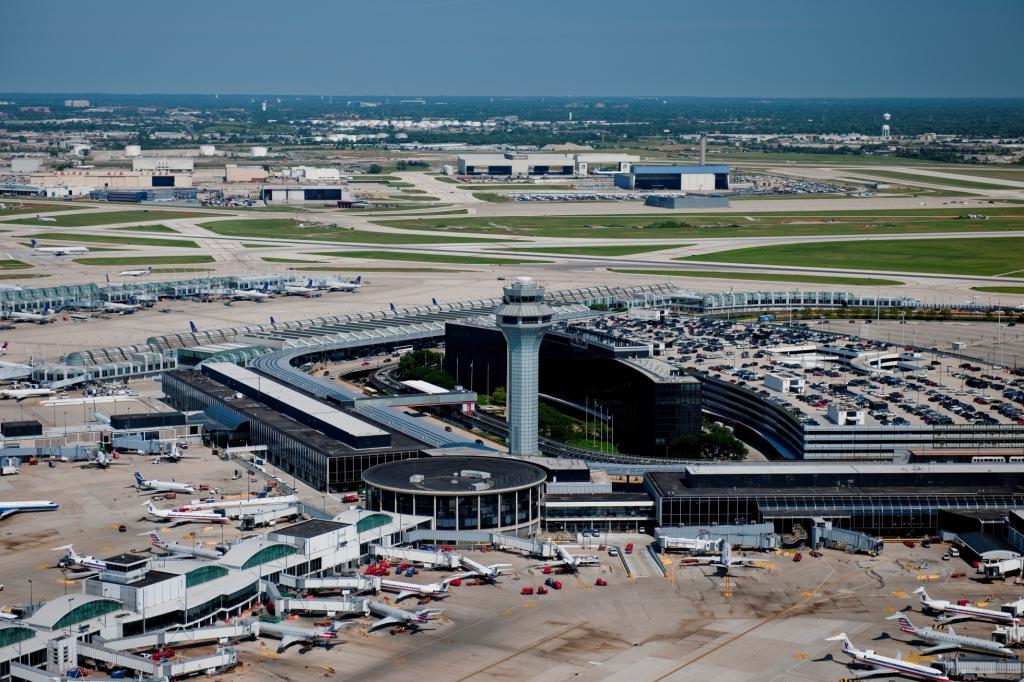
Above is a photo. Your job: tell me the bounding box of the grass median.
[200,218,501,244]
[610,269,905,286]
[314,250,550,265]
[73,255,215,267]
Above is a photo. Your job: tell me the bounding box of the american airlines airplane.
[134,471,196,494]
[915,587,1020,625]
[149,532,224,560]
[3,309,54,324]
[364,599,443,632]
[144,501,228,524]
[29,239,88,256]
[379,577,457,602]
[887,612,1015,658]
[52,544,106,572]
[0,500,59,520]
[826,632,949,681]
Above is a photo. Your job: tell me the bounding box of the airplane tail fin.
[354,275,362,285]
[150,532,163,547]
[0,341,8,354]
[825,632,855,653]
[269,316,276,326]
[389,303,396,312]
[134,471,146,486]
[30,239,39,249]
[432,297,438,306]
[887,613,916,633]
[145,266,152,273]
[189,321,198,333]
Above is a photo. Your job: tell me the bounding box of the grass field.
[680,237,1024,277]
[10,209,216,227]
[473,193,512,203]
[971,286,1024,295]
[73,255,215,266]
[375,209,1024,240]
[846,169,1017,190]
[0,259,31,270]
[291,266,470,273]
[200,218,501,244]
[263,257,323,263]
[0,202,79,216]
[932,168,1024,182]
[610,268,905,286]
[505,244,689,256]
[150,268,213,274]
[112,224,178,233]
[0,273,48,280]
[25,232,198,248]
[314,250,550,265]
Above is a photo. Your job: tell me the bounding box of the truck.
[239,505,299,531]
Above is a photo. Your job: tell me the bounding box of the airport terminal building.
[614,165,731,191]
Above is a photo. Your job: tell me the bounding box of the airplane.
[2,309,54,324]
[144,501,229,524]
[321,276,362,292]
[102,300,138,314]
[118,266,152,277]
[709,542,771,574]
[151,443,199,464]
[458,557,513,582]
[0,387,55,401]
[189,321,199,334]
[379,577,457,602]
[0,500,59,520]
[826,632,949,681]
[134,471,196,494]
[283,279,318,297]
[0,342,7,355]
[52,544,107,572]
[914,587,1020,625]
[81,450,125,470]
[257,618,347,652]
[887,612,1016,658]
[29,239,89,256]
[148,532,223,560]
[231,284,271,301]
[364,599,443,632]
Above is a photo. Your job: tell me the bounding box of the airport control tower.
[495,277,554,456]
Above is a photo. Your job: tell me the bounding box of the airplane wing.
[937,614,971,625]
[853,669,899,680]
[922,643,959,655]
[369,616,404,631]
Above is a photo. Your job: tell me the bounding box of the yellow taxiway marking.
[98,545,112,551]
[107,523,121,529]
[793,652,810,660]
[522,602,537,609]
[892,591,907,598]
[56,579,77,585]
[500,608,513,617]
[35,563,49,570]
[882,606,897,614]
[800,591,814,597]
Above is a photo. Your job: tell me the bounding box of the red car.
[521,587,534,595]
[595,578,608,587]
[625,543,634,554]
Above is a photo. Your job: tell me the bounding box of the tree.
[396,350,455,389]
[367,163,384,174]
[668,421,747,461]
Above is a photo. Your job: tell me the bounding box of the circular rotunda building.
[362,456,546,536]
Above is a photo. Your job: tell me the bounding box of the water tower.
[881,112,892,138]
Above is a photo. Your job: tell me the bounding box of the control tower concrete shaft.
[494,277,554,456]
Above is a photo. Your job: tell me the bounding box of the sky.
[2,0,1022,98]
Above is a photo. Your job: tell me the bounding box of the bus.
[393,345,414,357]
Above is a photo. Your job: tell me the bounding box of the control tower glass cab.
[494,277,554,456]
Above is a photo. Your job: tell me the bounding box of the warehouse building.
[259,185,353,203]
[363,455,547,536]
[615,165,730,191]
[646,463,1024,538]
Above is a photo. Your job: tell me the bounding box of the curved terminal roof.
[363,455,546,494]
[27,594,122,630]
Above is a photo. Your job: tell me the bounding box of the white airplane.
[52,544,106,572]
[0,387,55,401]
[321,275,362,292]
[826,632,949,681]
[257,618,346,652]
[914,587,1020,625]
[29,239,88,256]
[710,543,770,574]
[231,284,271,301]
[102,301,138,314]
[148,532,223,560]
[459,556,513,581]
[284,279,316,296]
[118,266,152,277]
[662,536,722,553]
[888,612,1015,658]
[144,501,229,524]
[134,471,196,494]
[364,599,443,632]
[0,500,59,520]
[3,309,54,324]
[379,577,457,602]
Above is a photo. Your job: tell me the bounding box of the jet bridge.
[402,528,558,558]
[278,573,381,593]
[275,595,368,618]
[372,544,463,569]
[75,640,236,678]
[935,655,1024,678]
[99,622,251,651]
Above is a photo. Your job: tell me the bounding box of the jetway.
[278,573,380,593]
[372,544,462,569]
[403,528,557,558]
[9,663,170,682]
[76,640,236,678]
[809,519,883,555]
[99,622,250,651]
[655,524,780,551]
[935,654,1024,678]
[276,595,368,618]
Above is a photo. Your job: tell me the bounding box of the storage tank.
[250,146,268,158]
[124,144,142,158]
[70,143,91,157]
[199,144,216,156]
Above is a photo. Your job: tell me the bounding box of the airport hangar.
[614,164,731,191]
[456,152,636,176]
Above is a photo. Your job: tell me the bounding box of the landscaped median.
[311,250,550,265]
[609,269,905,286]
[72,255,215,267]
[199,218,501,244]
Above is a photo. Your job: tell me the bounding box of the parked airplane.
[52,544,107,572]
[258,618,346,652]
[102,300,138,314]
[887,612,1015,658]
[144,501,228,524]
[0,500,59,520]
[365,599,443,632]
[710,543,770,574]
[0,387,55,401]
[284,279,316,296]
[321,276,362,292]
[118,266,152,277]
[231,284,271,301]
[3,309,54,324]
[914,587,1020,625]
[134,471,196,494]
[826,632,949,681]
[379,577,456,602]
[30,239,88,256]
[459,557,513,582]
[149,532,224,560]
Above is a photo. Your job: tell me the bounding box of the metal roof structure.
[630,165,731,174]
[363,455,546,494]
